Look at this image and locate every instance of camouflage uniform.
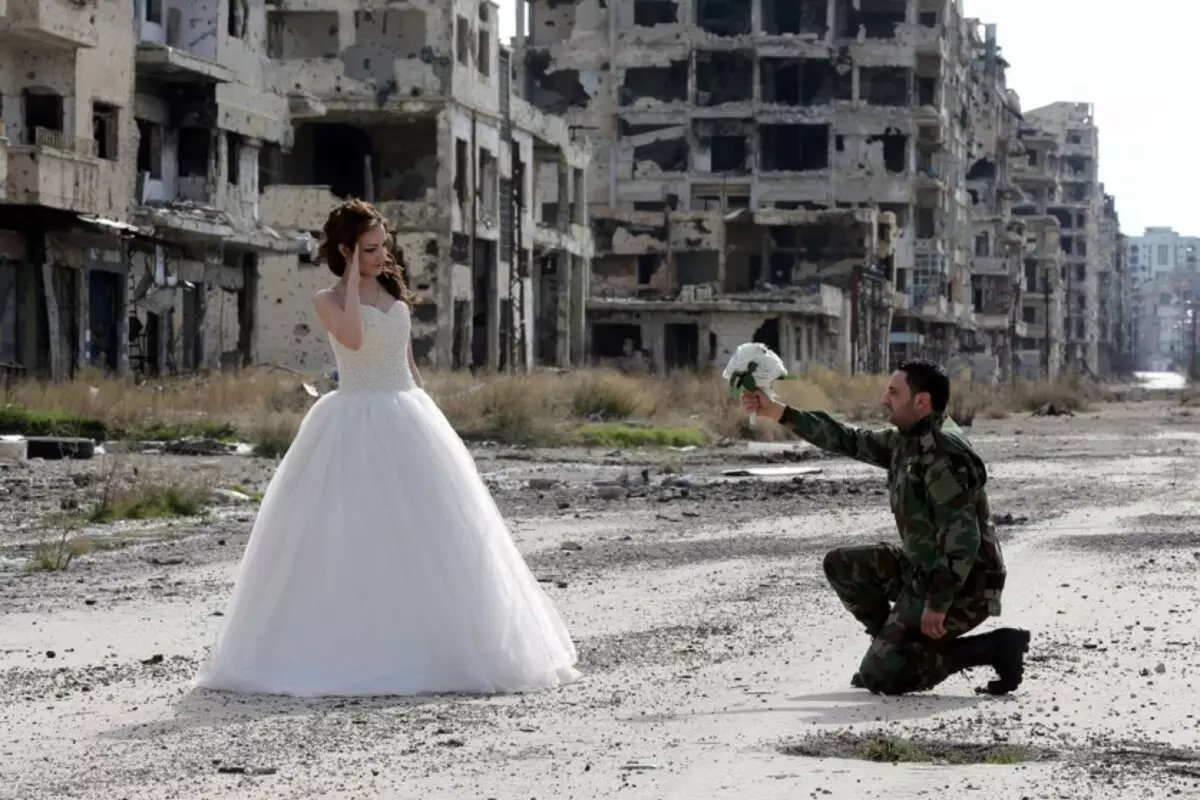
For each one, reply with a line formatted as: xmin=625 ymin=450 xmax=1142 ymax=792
xmin=779 ymin=407 xmax=1007 ymax=695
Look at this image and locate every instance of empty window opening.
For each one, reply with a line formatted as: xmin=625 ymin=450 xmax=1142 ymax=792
xmin=696 ymin=51 xmax=754 ymax=106
xmin=21 ymin=89 xmax=64 ymax=144
xmin=709 ymin=135 xmax=748 ymax=172
xmin=136 ymin=119 xmax=163 ymax=179
xmin=760 ymin=58 xmax=845 ymax=105
xmin=696 ymin=0 xmax=751 ymax=36
xmin=92 ymin=102 xmax=118 ymax=160
xmin=624 ymin=122 xmax=689 ymax=174
xmin=572 ymin=167 xmax=584 ymax=223
xmin=966 ymin=158 xmax=996 ymax=181
xmin=677 ymin=252 xmax=719 ymax=286
xmin=975 ymin=233 xmax=990 ymax=257
xmin=454 ymin=138 xmax=468 ymax=203
xmin=856 ymin=0 xmax=906 ymax=38
xmin=478 ymin=149 xmax=497 ymax=217
xmin=227 ymin=0 xmax=247 ymax=38
xmin=866 ymin=129 xmax=907 ymax=172
xmin=762 ymin=0 xmax=827 ymax=35
xmin=592 ymin=323 xmax=644 ymax=359
xmin=636 ymin=254 xmax=660 ymax=284
xmin=178 ymin=127 xmax=209 ymax=177
xmin=456 ymin=15 xmax=470 ymax=65
xmin=258 ymin=142 xmax=282 ymax=188
xmin=634 ymin=0 xmax=677 ymax=25
xmin=226 ymin=132 xmax=243 ymax=184
xmin=915 ymin=206 xmax=935 ymax=238
xmin=761 ymin=124 xmax=829 ymax=171
xmin=478 ymin=26 xmax=490 ymax=76
xmin=916 ymin=76 xmax=937 ymax=107
xmin=525 ymin=51 xmax=591 ymax=111
xmin=620 ymin=63 xmax=688 ymax=106
xmin=860 ymin=67 xmax=910 ymax=105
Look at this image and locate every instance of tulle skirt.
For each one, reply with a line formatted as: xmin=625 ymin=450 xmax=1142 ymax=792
xmin=194 ymin=388 xmax=579 ymax=697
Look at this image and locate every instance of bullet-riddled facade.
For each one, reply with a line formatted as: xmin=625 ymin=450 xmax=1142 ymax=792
xmin=255 ymin=1 xmax=594 ymax=372
xmin=0 ymin=0 xmax=311 ymax=379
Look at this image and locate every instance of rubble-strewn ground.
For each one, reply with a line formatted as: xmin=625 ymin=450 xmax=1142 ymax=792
xmin=2 ymin=400 xmax=1200 ymax=799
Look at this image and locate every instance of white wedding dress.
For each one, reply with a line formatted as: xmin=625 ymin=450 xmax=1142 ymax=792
xmin=195 ymin=301 xmax=579 ymax=696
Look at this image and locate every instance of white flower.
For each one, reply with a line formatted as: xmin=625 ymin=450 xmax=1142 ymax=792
xmin=722 ymin=342 xmax=787 ymax=392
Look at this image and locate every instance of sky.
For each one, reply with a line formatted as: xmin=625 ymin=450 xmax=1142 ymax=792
xmin=495 ymin=0 xmax=1189 ymax=237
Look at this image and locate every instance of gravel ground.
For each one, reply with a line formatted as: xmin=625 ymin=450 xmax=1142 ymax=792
xmin=1 ymin=399 xmax=1200 ymax=798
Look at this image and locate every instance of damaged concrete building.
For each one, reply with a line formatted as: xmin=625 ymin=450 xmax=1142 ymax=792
xmin=0 ymin=0 xmax=137 ymax=378
xmin=515 ymin=0 xmax=1128 ymax=378
xmin=961 ymin=22 xmax=1024 ymax=382
xmin=514 ymin=0 xmax=1005 ymax=373
xmin=129 ymin=0 xmax=311 ymax=373
xmin=1010 ymin=120 xmax=1065 ymax=380
xmin=1021 ymin=102 xmax=1104 ymax=374
xmin=255 ymin=0 xmax=594 ymax=371
xmin=0 ymin=0 xmax=309 ymax=379
xmin=1096 ymin=193 xmax=1127 ymax=375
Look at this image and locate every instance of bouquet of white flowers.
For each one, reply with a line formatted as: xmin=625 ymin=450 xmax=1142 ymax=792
xmin=722 ymin=343 xmax=788 ymax=427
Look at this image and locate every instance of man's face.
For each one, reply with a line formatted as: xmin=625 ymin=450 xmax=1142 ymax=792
xmin=882 ymin=370 xmax=927 ymax=429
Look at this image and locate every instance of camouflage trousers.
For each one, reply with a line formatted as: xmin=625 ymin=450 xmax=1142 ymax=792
xmin=823 ymin=542 xmax=991 ymax=695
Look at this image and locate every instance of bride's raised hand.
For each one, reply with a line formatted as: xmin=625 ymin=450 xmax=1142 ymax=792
xmin=346 ymin=244 xmax=362 ymax=287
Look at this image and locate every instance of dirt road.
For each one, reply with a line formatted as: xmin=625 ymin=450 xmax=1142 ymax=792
xmin=2 ymin=401 xmax=1200 ymax=799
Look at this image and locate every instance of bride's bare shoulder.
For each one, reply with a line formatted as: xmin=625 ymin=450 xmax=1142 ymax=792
xmin=313 ymin=287 xmax=343 ymax=310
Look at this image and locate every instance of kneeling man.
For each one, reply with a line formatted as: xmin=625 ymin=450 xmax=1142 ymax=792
xmin=743 ymin=359 xmax=1030 ymax=696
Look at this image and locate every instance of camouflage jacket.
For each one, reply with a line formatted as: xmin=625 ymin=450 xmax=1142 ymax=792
xmin=780 ymin=407 xmax=1005 ymax=614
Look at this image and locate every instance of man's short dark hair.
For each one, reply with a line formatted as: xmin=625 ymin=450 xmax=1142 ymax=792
xmin=897 ymin=358 xmax=950 ymax=413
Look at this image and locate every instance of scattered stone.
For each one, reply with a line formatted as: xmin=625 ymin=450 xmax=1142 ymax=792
xmin=164 ymin=438 xmax=234 ymax=456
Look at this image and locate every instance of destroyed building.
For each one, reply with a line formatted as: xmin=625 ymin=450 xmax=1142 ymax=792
xmin=961 ymin=21 xmax=1023 ymax=382
xmin=1010 ymin=122 xmax=1065 ymax=380
xmin=131 ymin=0 xmax=311 ymax=374
xmin=256 ymin=0 xmax=594 ymax=371
xmin=1022 ymin=102 xmax=1103 ymax=374
xmin=0 ymin=0 xmax=137 ymax=378
xmin=514 ymin=0 xmax=993 ymax=373
xmin=0 ymin=0 xmax=309 ymax=379
xmin=1096 ymin=193 xmax=1127 ymax=375
xmin=1125 ymin=227 xmax=1200 ymax=372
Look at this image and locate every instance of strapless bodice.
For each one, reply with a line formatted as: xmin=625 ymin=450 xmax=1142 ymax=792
xmin=329 ymin=303 xmax=418 ymax=393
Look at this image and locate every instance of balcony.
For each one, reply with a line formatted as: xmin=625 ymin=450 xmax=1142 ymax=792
xmin=972 ymin=256 xmax=1011 ymax=276
xmin=135 ymin=43 xmax=234 ymax=84
xmin=0 ymin=0 xmax=99 ymax=49
xmin=5 ymin=127 xmax=100 ymax=213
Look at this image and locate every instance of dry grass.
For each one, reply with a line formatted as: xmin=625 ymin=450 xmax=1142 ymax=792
xmin=0 ymin=366 xmax=1115 ymax=450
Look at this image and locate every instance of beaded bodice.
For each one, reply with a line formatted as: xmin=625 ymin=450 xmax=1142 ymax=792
xmin=329 ymin=303 xmax=418 ymax=393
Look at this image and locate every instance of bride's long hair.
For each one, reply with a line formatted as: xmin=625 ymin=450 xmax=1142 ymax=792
xmin=317 ymin=199 xmax=415 ymax=307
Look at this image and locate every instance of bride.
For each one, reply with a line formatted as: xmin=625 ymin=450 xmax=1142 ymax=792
xmin=195 ymin=199 xmax=579 ymax=697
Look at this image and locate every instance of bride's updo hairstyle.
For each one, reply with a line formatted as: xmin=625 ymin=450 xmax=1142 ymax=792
xmin=317 ymin=198 xmax=414 ymax=307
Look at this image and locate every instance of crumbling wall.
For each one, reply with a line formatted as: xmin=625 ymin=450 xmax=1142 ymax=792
xmin=254 ymin=253 xmax=332 ymax=371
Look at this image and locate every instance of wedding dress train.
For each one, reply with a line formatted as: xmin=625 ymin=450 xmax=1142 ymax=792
xmin=195 ymin=302 xmax=579 ymax=696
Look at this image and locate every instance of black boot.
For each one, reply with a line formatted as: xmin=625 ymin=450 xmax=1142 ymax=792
xmin=952 ymin=628 xmax=1032 ymax=695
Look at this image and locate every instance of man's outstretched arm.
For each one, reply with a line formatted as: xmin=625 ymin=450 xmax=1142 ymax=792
xmin=745 ymin=390 xmax=897 ymax=469
xmin=779 ymin=408 xmax=898 ymax=470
